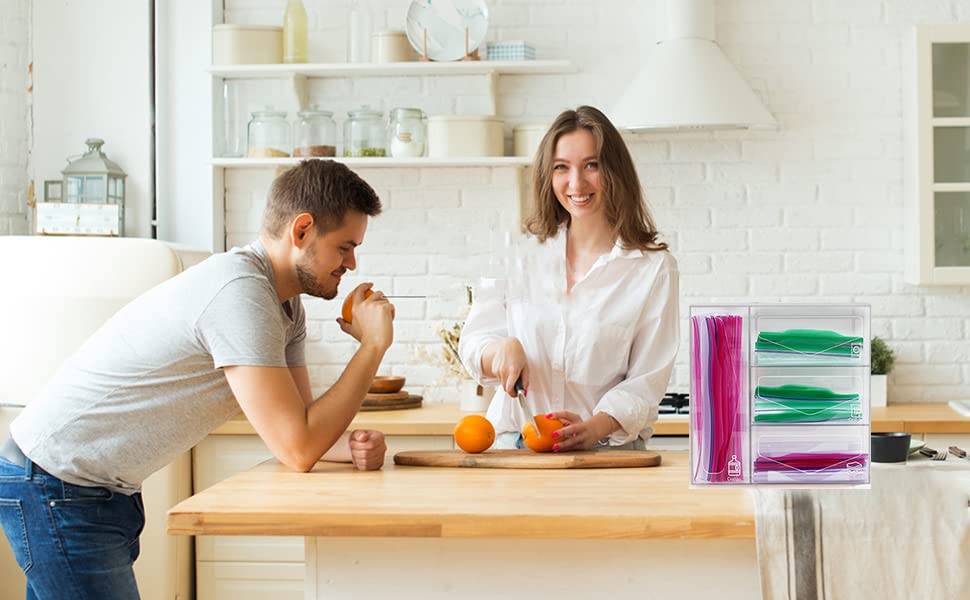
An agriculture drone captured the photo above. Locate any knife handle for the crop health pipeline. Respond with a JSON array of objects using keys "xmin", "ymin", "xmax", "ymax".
[{"xmin": 514, "ymin": 377, "xmax": 525, "ymax": 395}]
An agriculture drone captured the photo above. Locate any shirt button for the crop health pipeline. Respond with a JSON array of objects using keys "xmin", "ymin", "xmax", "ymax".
[{"xmin": 50, "ymin": 501, "xmax": 56, "ymax": 507}]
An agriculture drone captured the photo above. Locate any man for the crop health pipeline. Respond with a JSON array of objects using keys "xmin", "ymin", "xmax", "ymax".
[{"xmin": 0, "ymin": 160, "xmax": 395, "ymax": 599}]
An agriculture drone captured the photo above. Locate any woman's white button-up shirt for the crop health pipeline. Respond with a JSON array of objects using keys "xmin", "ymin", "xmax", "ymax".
[{"xmin": 458, "ymin": 230, "xmax": 679, "ymax": 445}]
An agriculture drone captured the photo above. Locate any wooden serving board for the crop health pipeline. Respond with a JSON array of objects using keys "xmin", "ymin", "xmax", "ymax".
[
  {"xmin": 360, "ymin": 395, "xmax": 423, "ymax": 412},
  {"xmin": 393, "ymin": 449, "xmax": 661, "ymax": 469},
  {"xmin": 364, "ymin": 391, "xmax": 409, "ymax": 402}
]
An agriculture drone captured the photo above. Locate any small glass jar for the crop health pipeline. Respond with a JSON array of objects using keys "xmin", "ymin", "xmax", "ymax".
[
  {"xmin": 387, "ymin": 107, "xmax": 427, "ymax": 158},
  {"xmin": 293, "ymin": 107, "xmax": 337, "ymax": 157},
  {"xmin": 343, "ymin": 107, "xmax": 386, "ymax": 157},
  {"xmin": 247, "ymin": 109, "xmax": 290, "ymax": 157}
]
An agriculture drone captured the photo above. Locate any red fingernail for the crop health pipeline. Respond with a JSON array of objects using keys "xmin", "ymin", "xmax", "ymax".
[
  {"xmin": 551, "ymin": 432, "xmax": 560, "ymax": 438},
  {"xmin": 546, "ymin": 413, "xmax": 553, "ymax": 418},
  {"xmin": 553, "ymin": 444, "xmax": 560, "ymax": 451}
]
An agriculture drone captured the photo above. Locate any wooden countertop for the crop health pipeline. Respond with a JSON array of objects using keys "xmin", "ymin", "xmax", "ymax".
[
  {"xmin": 211, "ymin": 402, "xmax": 970, "ymax": 436},
  {"xmin": 167, "ymin": 451, "xmax": 755, "ymax": 540},
  {"xmin": 870, "ymin": 403, "xmax": 970, "ymax": 433}
]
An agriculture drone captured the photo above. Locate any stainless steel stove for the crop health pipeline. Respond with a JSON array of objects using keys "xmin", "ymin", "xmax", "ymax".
[{"xmin": 659, "ymin": 392, "xmax": 689, "ymax": 417}]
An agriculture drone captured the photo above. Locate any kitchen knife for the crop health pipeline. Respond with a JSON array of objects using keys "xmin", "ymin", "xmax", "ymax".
[{"xmin": 514, "ymin": 377, "xmax": 542, "ymax": 438}]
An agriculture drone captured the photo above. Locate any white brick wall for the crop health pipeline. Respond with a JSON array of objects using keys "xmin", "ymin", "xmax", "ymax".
[
  {"xmin": 219, "ymin": 0, "xmax": 970, "ymax": 404},
  {"xmin": 0, "ymin": 0, "xmax": 29, "ymax": 234}
]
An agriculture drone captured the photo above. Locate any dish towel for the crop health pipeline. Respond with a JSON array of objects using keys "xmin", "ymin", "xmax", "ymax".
[{"xmin": 754, "ymin": 461, "xmax": 970, "ymax": 599}]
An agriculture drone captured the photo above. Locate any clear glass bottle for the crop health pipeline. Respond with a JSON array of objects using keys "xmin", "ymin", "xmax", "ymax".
[
  {"xmin": 247, "ymin": 109, "xmax": 290, "ymax": 157},
  {"xmin": 343, "ymin": 107, "xmax": 386, "ymax": 157},
  {"xmin": 220, "ymin": 81, "xmax": 245, "ymax": 157},
  {"xmin": 348, "ymin": 0, "xmax": 372, "ymax": 63},
  {"xmin": 293, "ymin": 107, "xmax": 337, "ymax": 157},
  {"xmin": 387, "ymin": 107, "xmax": 427, "ymax": 158},
  {"xmin": 283, "ymin": 0, "xmax": 308, "ymax": 64}
]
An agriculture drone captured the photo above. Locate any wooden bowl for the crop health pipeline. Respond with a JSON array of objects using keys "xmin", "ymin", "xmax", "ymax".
[{"xmin": 369, "ymin": 375, "xmax": 406, "ymax": 394}]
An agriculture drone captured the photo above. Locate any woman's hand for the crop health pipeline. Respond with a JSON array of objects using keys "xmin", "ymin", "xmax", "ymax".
[
  {"xmin": 546, "ymin": 411, "xmax": 620, "ymax": 451},
  {"xmin": 486, "ymin": 337, "xmax": 529, "ymax": 397}
]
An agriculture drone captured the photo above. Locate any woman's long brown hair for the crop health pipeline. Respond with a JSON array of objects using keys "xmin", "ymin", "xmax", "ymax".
[{"xmin": 525, "ymin": 105, "xmax": 667, "ymax": 252}]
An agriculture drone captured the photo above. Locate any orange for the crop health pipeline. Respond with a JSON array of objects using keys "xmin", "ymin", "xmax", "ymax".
[
  {"xmin": 341, "ymin": 289, "xmax": 374, "ymax": 324},
  {"xmin": 454, "ymin": 415, "xmax": 495, "ymax": 454},
  {"xmin": 522, "ymin": 415, "xmax": 564, "ymax": 453}
]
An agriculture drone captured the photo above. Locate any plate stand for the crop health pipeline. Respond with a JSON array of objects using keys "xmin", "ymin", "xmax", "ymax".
[{"xmin": 417, "ymin": 28, "xmax": 480, "ymax": 62}]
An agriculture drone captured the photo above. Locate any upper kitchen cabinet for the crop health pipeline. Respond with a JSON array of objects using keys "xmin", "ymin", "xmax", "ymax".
[{"xmin": 905, "ymin": 25, "xmax": 970, "ymax": 285}]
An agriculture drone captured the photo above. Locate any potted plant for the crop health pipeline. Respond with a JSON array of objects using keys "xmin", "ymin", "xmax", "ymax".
[
  {"xmin": 870, "ymin": 336, "xmax": 896, "ymax": 407},
  {"xmin": 439, "ymin": 316, "xmax": 500, "ymax": 412},
  {"xmin": 415, "ymin": 286, "xmax": 492, "ymax": 411}
]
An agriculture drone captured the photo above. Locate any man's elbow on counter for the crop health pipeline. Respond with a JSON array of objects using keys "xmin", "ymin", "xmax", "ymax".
[{"xmin": 278, "ymin": 449, "xmax": 318, "ymax": 473}]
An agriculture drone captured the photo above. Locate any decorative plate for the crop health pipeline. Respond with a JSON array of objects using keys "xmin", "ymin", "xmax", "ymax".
[{"xmin": 405, "ymin": 0, "xmax": 490, "ymax": 62}]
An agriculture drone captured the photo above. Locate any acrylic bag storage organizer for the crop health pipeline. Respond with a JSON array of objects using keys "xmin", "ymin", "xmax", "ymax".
[{"xmin": 690, "ymin": 304, "xmax": 871, "ymax": 487}]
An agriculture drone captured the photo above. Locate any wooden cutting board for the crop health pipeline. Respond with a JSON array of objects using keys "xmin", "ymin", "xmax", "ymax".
[{"xmin": 393, "ymin": 449, "xmax": 662, "ymax": 469}]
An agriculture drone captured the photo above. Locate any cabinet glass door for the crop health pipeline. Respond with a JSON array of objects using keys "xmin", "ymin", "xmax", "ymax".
[
  {"xmin": 934, "ymin": 127, "xmax": 970, "ymax": 182},
  {"xmin": 932, "ymin": 43, "xmax": 970, "ymax": 117},
  {"xmin": 934, "ymin": 192, "xmax": 970, "ymax": 267}
]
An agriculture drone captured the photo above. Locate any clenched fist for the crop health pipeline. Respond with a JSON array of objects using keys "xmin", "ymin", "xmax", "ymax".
[{"xmin": 348, "ymin": 429, "xmax": 386, "ymax": 471}]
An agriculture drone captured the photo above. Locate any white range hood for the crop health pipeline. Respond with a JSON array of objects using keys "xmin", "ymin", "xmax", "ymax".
[{"xmin": 611, "ymin": 0, "xmax": 776, "ymax": 132}]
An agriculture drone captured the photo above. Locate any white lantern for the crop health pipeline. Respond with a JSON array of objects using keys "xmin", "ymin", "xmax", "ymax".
[{"xmin": 37, "ymin": 138, "xmax": 127, "ymax": 236}]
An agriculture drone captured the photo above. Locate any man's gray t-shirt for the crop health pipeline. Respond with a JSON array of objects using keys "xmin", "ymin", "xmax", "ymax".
[{"xmin": 10, "ymin": 240, "xmax": 306, "ymax": 494}]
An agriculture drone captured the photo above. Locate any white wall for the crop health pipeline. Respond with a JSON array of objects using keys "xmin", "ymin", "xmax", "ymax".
[
  {"xmin": 174, "ymin": 0, "xmax": 970, "ymax": 404},
  {"xmin": 31, "ymin": 0, "xmax": 153, "ymax": 238},
  {"xmin": 155, "ymin": 0, "xmax": 220, "ymax": 250},
  {"xmin": 0, "ymin": 8, "xmax": 29, "ymax": 594},
  {"xmin": 0, "ymin": 0, "xmax": 29, "ymax": 235}
]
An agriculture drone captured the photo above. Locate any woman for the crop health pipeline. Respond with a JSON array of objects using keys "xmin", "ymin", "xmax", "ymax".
[{"xmin": 458, "ymin": 106, "xmax": 678, "ymax": 451}]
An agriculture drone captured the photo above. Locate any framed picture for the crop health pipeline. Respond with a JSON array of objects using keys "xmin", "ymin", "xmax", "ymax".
[{"xmin": 43, "ymin": 180, "xmax": 63, "ymax": 202}]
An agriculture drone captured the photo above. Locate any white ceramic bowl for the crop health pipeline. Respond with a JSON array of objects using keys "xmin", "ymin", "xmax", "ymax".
[
  {"xmin": 512, "ymin": 124, "xmax": 550, "ymax": 158},
  {"xmin": 213, "ymin": 25, "xmax": 283, "ymax": 65},
  {"xmin": 427, "ymin": 115, "xmax": 504, "ymax": 157},
  {"xmin": 371, "ymin": 30, "xmax": 414, "ymax": 63}
]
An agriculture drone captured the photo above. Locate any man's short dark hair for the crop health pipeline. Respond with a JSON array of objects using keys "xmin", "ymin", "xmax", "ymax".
[{"xmin": 262, "ymin": 160, "xmax": 382, "ymax": 238}]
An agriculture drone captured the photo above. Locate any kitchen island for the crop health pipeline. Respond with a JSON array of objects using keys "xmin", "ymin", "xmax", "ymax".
[
  {"xmin": 169, "ymin": 451, "xmax": 759, "ymax": 599},
  {"xmin": 186, "ymin": 402, "xmax": 970, "ymax": 598}
]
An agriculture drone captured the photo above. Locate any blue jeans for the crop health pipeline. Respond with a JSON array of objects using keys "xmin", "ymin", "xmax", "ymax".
[{"xmin": 0, "ymin": 456, "xmax": 144, "ymax": 600}]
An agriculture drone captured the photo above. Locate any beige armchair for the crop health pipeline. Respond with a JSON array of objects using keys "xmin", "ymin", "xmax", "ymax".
[{"xmin": 0, "ymin": 235, "xmax": 208, "ymax": 600}]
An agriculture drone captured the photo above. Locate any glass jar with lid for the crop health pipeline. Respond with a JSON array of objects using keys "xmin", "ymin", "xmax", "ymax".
[
  {"xmin": 387, "ymin": 107, "xmax": 427, "ymax": 158},
  {"xmin": 343, "ymin": 107, "xmax": 386, "ymax": 157},
  {"xmin": 293, "ymin": 106, "xmax": 337, "ymax": 157},
  {"xmin": 247, "ymin": 109, "xmax": 290, "ymax": 157}
]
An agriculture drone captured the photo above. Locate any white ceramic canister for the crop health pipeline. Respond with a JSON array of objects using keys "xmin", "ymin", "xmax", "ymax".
[
  {"xmin": 371, "ymin": 30, "xmax": 413, "ymax": 63},
  {"xmin": 427, "ymin": 115, "xmax": 504, "ymax": 158},
  {"xmin": 213, "ymin": 25, "xmax": 283, "ymax": 65},
  {"xmin": 513, "ymin": 123, "xmax": 550, "ymax": 158}
]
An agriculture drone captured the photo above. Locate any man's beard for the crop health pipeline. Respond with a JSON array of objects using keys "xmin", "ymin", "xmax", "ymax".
[{"xmin": 296, "ymin": 251, "xmax": 339, "ymax": 299}]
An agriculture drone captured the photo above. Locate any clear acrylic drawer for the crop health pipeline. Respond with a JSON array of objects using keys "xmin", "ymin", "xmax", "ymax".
[
  {"xmin": 751, "ymin": 367, "xmax": 869, "ymax": 425},
  {"xmin": 750, "ymin": 305, "xmax": 870, "ymax": 366},
  {"xmin": 752, "ymin": 425, "xmax": 870, "ymax": 485}
]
